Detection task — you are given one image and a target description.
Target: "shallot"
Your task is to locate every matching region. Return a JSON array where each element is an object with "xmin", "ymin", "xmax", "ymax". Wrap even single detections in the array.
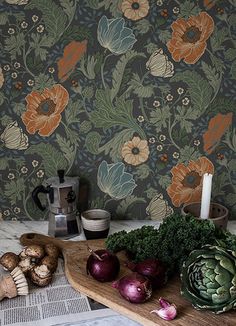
[
  {"xmin": 151, "ymin": 297, "xmax": 177, "ymax": 320},
  {"xmin": 112, "ymin": 272, "xmax": 152, "ymax": 303}
]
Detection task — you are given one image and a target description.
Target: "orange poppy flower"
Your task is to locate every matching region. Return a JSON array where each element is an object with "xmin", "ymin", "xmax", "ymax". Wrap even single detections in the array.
[
  {"xmin": 167, "ymin": 12, "xmax": 214, "ymax": 64},
  {"xmin": 167, "ymin": 156, "xmax": 214, "ymax": 207},
  {"xmin": 203, "ymin": 112, "xmax": 233, "ymax": 154},
  {"xmin": 121, "ymin": 136, "xmax": 150, "ymax": 166},
  {"xmin": 22, "ymin": 84, "xmax": 69, "ymax": 137},
  {"xmin": 57, "ymin": 40, "xmax": 87, "ymax": 82}
]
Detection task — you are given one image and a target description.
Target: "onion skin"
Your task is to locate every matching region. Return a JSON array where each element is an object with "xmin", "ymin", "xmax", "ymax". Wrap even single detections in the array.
[
  {"xmin": 86, "ymin": 249, "xmax": 120, "ymax": 282},
  {"xmin": 112, "ymin": 272, "xmax": 152, "ymax": 303},
  {"xmin": 126, "ymin": 258, "xmax": 167, "ymax": 289}
]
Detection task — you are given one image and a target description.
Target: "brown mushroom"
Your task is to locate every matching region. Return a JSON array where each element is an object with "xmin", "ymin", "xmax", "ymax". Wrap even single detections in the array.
[
  {"xmin": 29, "ymin": 265, "xmax": 52, "ymax": 287},
  {"xmin": 25, "ymin": 245, "xmax": 45, "ymax": 259},
  {"xmin": 19, "ymin": 248, "xmax": 27, "ymax": 259},
  {"xmin": 0, "ymin": 252, "xmax": 19, "ymax": 271},
  {"xmin": 40, "ymin": 256, "xmax": 58, "ymax": 273},
  {"xmin": 18, "ymin": 257, "xmax": 35, "ymax": 274},
  {"xmin": 44, "ymin": 244, "xmax": 60, "ymax": 258}
]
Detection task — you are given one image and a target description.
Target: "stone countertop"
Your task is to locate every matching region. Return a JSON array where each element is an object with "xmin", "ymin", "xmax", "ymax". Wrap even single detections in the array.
[{"xmin": 0, "ymin": 220, "xmax": 236, "ymax": 326}]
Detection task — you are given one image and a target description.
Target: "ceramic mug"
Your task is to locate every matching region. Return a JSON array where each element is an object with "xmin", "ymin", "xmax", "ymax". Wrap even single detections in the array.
[{"xmin": 81, "ymin": 209, "xmax": 111, "ymax": 240}]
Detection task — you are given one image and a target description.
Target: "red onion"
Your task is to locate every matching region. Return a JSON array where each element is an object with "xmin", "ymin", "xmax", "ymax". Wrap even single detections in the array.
[
  {"xmin": 126, "ymin": 258, "xmax": 167, "ymax": 289},
  {"xmin": 86, "ymin": 249, "xmax": 120, "ymax": 282},
  {"xmin": 112, "ymin": 272, "xmax": 152, "ymax": 303}
]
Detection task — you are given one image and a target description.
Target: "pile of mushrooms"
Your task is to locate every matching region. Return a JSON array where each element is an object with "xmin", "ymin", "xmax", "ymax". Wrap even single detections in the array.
[{"xmin": 0, "ymin": 244, "xmax": 59, "ymax": 287}]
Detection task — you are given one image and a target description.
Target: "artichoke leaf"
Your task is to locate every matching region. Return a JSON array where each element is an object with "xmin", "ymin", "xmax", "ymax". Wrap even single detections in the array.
[
  {"xmin": 205, "ymin": 268, "xmax": 217, "ymax": 282},
  {"xmin": 212, "ymin": 286, "xmax": 230, "ymax": 304},
  {"xmin": 216, "ymin": 254, "xmax": 236, "ymax": 275},
  {"xmin": 215, "ymin": 270, "xmax": 232, "ymax": 287},
  {"xmin": 201, "ymin": 258, "xmax": 217, "ymax": 269},
  {"xmin": 229, "ymin": 285, "xmax": 236, "ymax": 298},
  {"xmin": 200, "ymin": 290, "xmax": 212, "ymax": 300}
]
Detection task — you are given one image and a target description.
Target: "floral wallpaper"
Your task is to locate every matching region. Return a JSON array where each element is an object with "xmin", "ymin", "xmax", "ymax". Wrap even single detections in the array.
[{"xmin": 0, "ymin": 0, "xmax": 235, "ymax": 221}]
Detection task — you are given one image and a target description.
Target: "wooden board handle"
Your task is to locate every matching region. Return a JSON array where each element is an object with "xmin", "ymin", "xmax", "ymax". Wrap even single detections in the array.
[{"xmin": 20, "ymin": 233, "xmax": 71, "ymax": 250}]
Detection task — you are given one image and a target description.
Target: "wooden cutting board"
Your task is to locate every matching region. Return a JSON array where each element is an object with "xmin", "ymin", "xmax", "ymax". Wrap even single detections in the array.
[{"xmin": 20, "ymin": 233, "xmax": 235, "ymax": 326}]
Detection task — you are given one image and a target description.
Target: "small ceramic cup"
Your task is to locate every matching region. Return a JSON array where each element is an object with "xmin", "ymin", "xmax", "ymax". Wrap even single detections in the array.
[{"xmin": 81, "ymin": 209, "xmax": 111, "ymax": 240}]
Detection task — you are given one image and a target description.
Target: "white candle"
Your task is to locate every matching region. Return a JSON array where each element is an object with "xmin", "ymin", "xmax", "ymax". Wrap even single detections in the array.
[{"xmin": 200, "ymin": 173, "xmax": 213, "ymax": 219}]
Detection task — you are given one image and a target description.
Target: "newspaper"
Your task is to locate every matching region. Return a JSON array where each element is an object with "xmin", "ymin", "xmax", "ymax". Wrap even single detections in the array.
[{"xmin": 0, "ymin": 259, "xmax": 118, "ymax": 326}]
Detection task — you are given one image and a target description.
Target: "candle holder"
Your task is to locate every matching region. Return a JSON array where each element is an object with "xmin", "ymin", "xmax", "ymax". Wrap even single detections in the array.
[{"xmin": 181, "ymin": 202, "xmax": 229, "ymax": 230}]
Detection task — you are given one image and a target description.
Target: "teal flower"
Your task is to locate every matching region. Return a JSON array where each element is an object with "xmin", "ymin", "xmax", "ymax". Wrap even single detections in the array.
[
  {"xmin": 97, "ymin": 16, "xmax": 137, "ymax": 55},
  {"xmin": 97, "ymin": 161, "xmax": 137, "ymax": 199}
]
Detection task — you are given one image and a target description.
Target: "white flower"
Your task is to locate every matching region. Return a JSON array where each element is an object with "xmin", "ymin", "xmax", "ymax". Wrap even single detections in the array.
[
  {"xmin": 137, "ymin": 115, "xmax": 144, "ymax": 122},
  {"xmin": 173, "ymin": 152, "xmax": 179, "ymax": 159},
  {"xmin": 48, "ymin": 67, "xmax": 55, "ymax": 73},
  {"xmin": 166, "ymin": 94, "xmax": 173, "ymax": 101},
  {"xmin": 21, "ymin": 166, "xmax": 28, "ymax": 174},
  {"xmin": 8, "ymin": 173, "xmax": 15, "ymax": 180},
  {"xmin": 13, "ymin": 207, "xmax": 21, "ymax": 214},
  {"xmin": 173, "ymin": 7, "xmax": 180, "ymax": 14},
  {"xmin": 194, "ymin": 139, "xmax": 200, "ymax": 146},
  {"xmin": 149, "ymin": 137, "xmax": 156, "ymax": 144},
  {"xmin": 177, "ymin": 87, "xmax": 184, "ymax": 95},
  {"xmin": 153, "ymin": 100, "xmax": 160, "ymax": 107},
  {"xmin": 14, "ymin": 62, "xmax": 21, "ymax": 69},
  {"xmin": 37, "ymin": 25, "xmax": 44, "ymax": 33},
  {"xmin": 156, "ymin": 144, "xmax": 163, "ymax": 151},
  {"xmin": 146, "ymin": 193, "xmax": 173, "ymax": 220},
  {"xmin": 32, "ymin": 15, "xmax": 39, "ymax": 22},
  {"xmin": 182, "ymin": 97, "xmax": 190, "ymax": 105},
  {"xmin": 27, "ymin": 79, "xmax": 34, "ymax": 86},
  {"xmin": 159, "ymin": 134, "xmax": 166, "ymax": 142},
  {"xmin": 37, "ymin": 170, "xmax": 44, "ymax": 178},
  {"xmin": 21, "ymin": 21, "xmax": 28, "ymax": 29},
  {"xmin": 0, "ymin": 68, "xmax": 4, "ymax": 89},
  {"xmin": 3, "ymin": 65, "xmax": 10, "ymax": 71},
  {"xmin": 1, "ymin": 121, "xmax": 29, "ymax": 150},
  {"xmin": 156, "ymin": 0, "xmax": 163, "ymax": 6},
  {"xmin": 146, "ymin": 49, "xmax": 174, "ymax": 78},
  {"xmin": 3, "ymin": 210, "xmax": 10, "ymax": 216},
  {"xmin": 32, "ymin": 160, "xmax": 39, "ymax": 167},
  {"xmin": 11, "ymin": 72, "xmax": 17, "ymax": 79},
  {"xmin": 5, "ymin": 0, "xmax": 29, "ymax": 4},
  {"xmin": 8, "ymin": 28, "xmax": 15, "ymax": 34}
]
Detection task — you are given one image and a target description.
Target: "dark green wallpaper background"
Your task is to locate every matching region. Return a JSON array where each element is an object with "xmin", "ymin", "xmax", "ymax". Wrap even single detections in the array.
[{"xmin": 0, "ymin": 0, "xmax": 235, "ymax": 221}]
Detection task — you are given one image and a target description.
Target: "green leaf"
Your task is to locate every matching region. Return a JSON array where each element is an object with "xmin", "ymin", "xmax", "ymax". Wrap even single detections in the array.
[
  {"xmin": 12, "ymin": 102, "xmax": 25, "ymax": 115},
  {"xmin": 178, "ymin": 146, "xmax": 200, "ymax": 163},
  {"xmin": 159, "ymin": 175, "xmax": 171, "ymax": 189},
  {"xmin": 79, "ymin": 55, "xmax": 97, "ymax": 80},
  {"xmin": 59, "ymin": 0, "xmax": 76, "ymax": 18},
  {"xmin": 33, "ymin": 73, "xmax": 55, "ymax": 91},
  {"xmin": 102, "ymin": 0, "xmax": 123, "ymax": 17},
  {"xmin": 228, "ymin": 14, "xmax": 236, "ymax": 28},
  {"xmin": 128, "ymin": 73, "xmax": 154, "ymax": 98},
  {"xmin": 207, "ymin": 96, "xmax": 236, "ymax": 114},
  {"xmin": 179, "ymin": 0, "xmax": 201, "ymax": 18},
  {"xmin": 225, "ymin": 48, "xmax": 236, "ymax": 61},
  {"xmin": 224, "ymin": 193, "xmax": 236, "ymax": 206},
  {"xmin": 115, "ymin": 195, "xmax": 146, "ymax": 219},
  {"xmin": 61, "ymin": 25, "xmax": 92, "ymax": 44},
  {"xmin": 4, "ymin": 179, "xmax": 25, "ymax": 205},
  {"xmin": 85, "ymin": 131, "xmax": 101, "ymax": 154},
  {"xmin": 90, "ymin": 89, "xmax": 145, "ymax": 138},
  {"xmin": 158, "ymin": 30, "xmax": 172, "ymax": 44},
  {"xmin": 150, "ymin": 106, "xmax": 171, "ymax": 133},
  {"xmin": 0, "ymin": 13, "xmax": 8, "ymax": 25},
  {"xmin": 0, "ymin": 115, "xmax": 12, "ymax": 127},
  {"xmin": 29, "ymin": 34, "xmax": 54, "ymax": 60},
  {"xmin": 133, "ymin": 163, "xmax": 150, "ymax": 180},
  {"xmin": 26, "ymin": 0, "xmax": 68, "ymax": 43},
  {"xmin": 230, "ymin": 60, "xmax": 236, "ymax": 80},
  {"xmin": 171, "ymin": 71, "xmax": 213, "ymax": 116},
  {"xmin": 4, "ymin": 34, "xmax": 25, "ymax": 60},
  {"xmin": 210, "ymin": 27, "xmax": 228, "ymax": 52},
  {"xmin": 111, "ymin": 51, "xmax": 146, "ymax": 101},
  {"xmin": 201, "ymin": 62, "xmax": 221, "ymax": 94},
  {"xmin": 99, "ymin": 129, "xmax": 134, "ymax": 162},
  {"xmin": 26, "ymin": 143, "xmax": 67, "ymax": 176},
  {"xmin": 0, "ymin": 158, "xmax": 8, "ymax": 170},
  {"xmin": 212, "ymin": 172, "xmax": 228, "ymax": 196},
  {"xmin": 134, "ymin": 19, "xmax": 151, "ymax": 34},
  {"xmin": 56, "ymin": 134, "xmax": 75, "ymax": 163},
  {"xmin": 228, "ymin": 159, "xmax": 236, "ymax": 172},
  {"xmin": 0, "ymin": 91, "xmax": 5, "ymax": 107},
  {"xmin": 65, "ymin": 99, "xmax": 81, "ymax": 125}
]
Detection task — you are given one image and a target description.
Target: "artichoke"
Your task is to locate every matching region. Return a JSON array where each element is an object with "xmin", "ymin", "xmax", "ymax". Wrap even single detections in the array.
[{"xmin": 180, "ymin": 245, "xmax": 236, "ymax": 314}]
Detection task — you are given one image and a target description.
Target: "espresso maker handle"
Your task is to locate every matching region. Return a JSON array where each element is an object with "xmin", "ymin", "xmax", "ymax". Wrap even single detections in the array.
[{"xmin": 32, "ymin": 185, "xmax": 51, "ymax": 211}]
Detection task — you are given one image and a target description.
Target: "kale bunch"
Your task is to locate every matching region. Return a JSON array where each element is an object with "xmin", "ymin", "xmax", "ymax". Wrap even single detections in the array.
[{"xmin": 106, "ymin": 213, "xmax": 230, "ymax": 273}]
